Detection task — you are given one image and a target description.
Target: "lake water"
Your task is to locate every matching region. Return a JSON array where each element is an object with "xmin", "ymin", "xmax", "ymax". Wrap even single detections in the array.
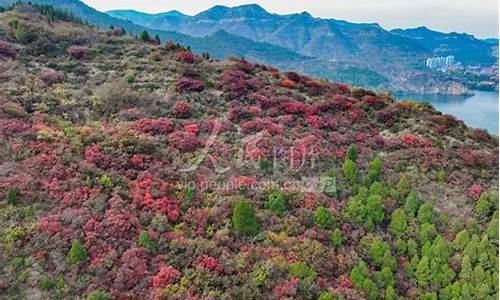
[{"xmin": 396, "ymin": 91, "xmax": 499, "ymax": 134}]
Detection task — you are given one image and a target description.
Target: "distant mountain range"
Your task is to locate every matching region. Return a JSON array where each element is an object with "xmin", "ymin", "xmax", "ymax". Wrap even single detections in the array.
[
  {"xmin": 1, "ymin": 0, "xmax": 497, "ymax": 93},
  {"xmin": 108, "ymin": 5, "xmax": 431, "ymax": 65}
]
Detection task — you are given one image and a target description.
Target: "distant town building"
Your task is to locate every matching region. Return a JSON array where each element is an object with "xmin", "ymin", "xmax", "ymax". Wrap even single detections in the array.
[{"xmin": 426, "ymin": 55, "xmax": 455, "ymax": 69}]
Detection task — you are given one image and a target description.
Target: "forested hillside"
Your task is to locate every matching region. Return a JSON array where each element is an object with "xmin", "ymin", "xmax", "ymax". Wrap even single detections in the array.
[{"xmin": 0, "ymin": 4, "xmax": 498, "ymax": 300}]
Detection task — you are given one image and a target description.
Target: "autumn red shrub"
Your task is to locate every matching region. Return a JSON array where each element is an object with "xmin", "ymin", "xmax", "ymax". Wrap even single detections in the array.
[
  {"xmin": 176, "ymin": 77, "xmax": 205, "ymax": 93},
  {"xmin": 458, "ymin": 150, "xmax": 477, "ymax": 167},
  {"xmin": 40, "ymin": 177, "xmax": 62, "ymax": 200},
  {"xmin": 183, "ymin": 208, "xmax": 209, "ymax": 235},
  {"xmin": 248, "ymin": 106, "xmax": 262, "ymax": 116},
  {"xmin": 362, "ymin": 95, "xmax": 386, "ymax": 109},
  {"xmin": 129, "ymin": 154, "xmax": 149, "ymax": 169},
  {"xmin": 400, "ymin": 133, "xmax": 420, "ymax": 146},
  {"xmin": 114, "ymin": 248, "xmax": 149, "ymax": 289},
  {"xmin": 128, "ymin": 173, "xmax": 179, "ymax": 220},
  {"xmin": 195, "ymin": 255, "xmax": 224, "ymax": 273},
  {"xmin": 338, "ymin": 275, "xmax": 353, "ymax": 289},
  {"xmin": 319, "ymin": 95, "xmax": 353, "ymax": 112},
  {"xmin": 84, "ymin": 208, "xmax": 141, "ymax": 264},
  {"xmin": 0, "ymin": 119, "xmax": 31, "ymax": 136},
  {"xmin": 167, "ymin": 130, "xmax": 201, "ymax": 151},
  {"xmin": 240, "ymin": 119, "xmax": 264, "ymax": 134},
  {"xmin": 134, "ymin": 118, "xmax": 175, "ymax": 135},
  {"xmin": 306, "ymin": 115, "xmax": 325, "ymax": 129},
  {"xmin": 435, "ymin": 124, "xmax": 448, "ymax": 135},
  {"xmin": 328, "ymin": 132, "xmax": 349, "ymax": 145},
  {"xmin": 172, "ymin": 100, "xmax": 192, "ymax": 118},
  {"xmin": 176, "ymin": 51, "xmax": 202, "ymax": 64},
  {"xmin": 376, "ymin": 109, "xmax": 394, "ymax": 126},
  {"xmin": 305, "ymin": 80, "xmax": 324, "ymax": 96},
  {"xmin": 280, "ymin": 100, "xmax": 310, "ymax": 115},
  {"xmin": 249, "ymin": 93, "xmax": 273, "ymax": 108},
  {"xmin": 216, "ymin": 70, "xmax": 263, "ymax": 100},
  {"xmin": 40, "ymin": 68, "xmax": 63, "ymax": 85},
  {"xmin": 349, "ymin": 108, "xmax": 367, "ymax": 123},
  {"xmin": 227, "ymin": 106, "xmax": 252, "ymax": 123},
  {"xmin": 468, "ymin": 184, "xmax": 483, "ymax": 200},
  {"xmin": 0, "ymin": 40, "xmax": 17, "ymax": 59},
  {"xmin": 217, "ymin": 70, "xmax": 246, "ymax": 93},
  {"xmin": 331, "ymin": 95, "xmax": 354, "ymax": 111},
  {"xmin": 427, "ymin": 114, "xmax": 459, "ymax": 127},
  {"xmin": 273, "ymin": 278, "xmax": 300, "ymax": 299},
  {"xmin": 470, "ymin": 128, "xmax": 493, "ymax": 144},
  {"xmin": 67, "ymin": 46, "xmax": 89, "ymax": 59},
  {"xmin": 184, "ymin": 123, "xmax": 199, "ymax": 135},
  {"xmin": 265, "ymin": 122, "xmax": 284, "ymax": 135},
  {"xmin": 84, "ymin": 143, "xmax": 105, "ymax": 164},
  {"xmin": 38, "ymin": 214, "xmax": 63, "ymax": 237},
  {"xmin": 233, "ymin": 59, "xmax": 256, "ymax": 74},
  {"xmin": 106, "ymin": 28, "xmax": 125, "ymax": 36},
  {"xmin": 61, "ymin": 187, "xmax": 97, "ymax": 207},
  {"xmin": 153, "ymin": 197, "xmax": 180, "ymax": 221},
  {"xmin": 101, "ymin": 209, "xmax": 141, "ymax": 240},
  {"xmin": 152, "ymin": 264, "xmax": 181, "ymax": 288},
  {"xmin": 333, "ymin": 82, "xmax": 351, "ymax": 94},
  {"xmin": 280, "ymin": 79, "xmax": 297, "ymax": 89},
  {"xmin": 285, "ymin": 71, "xmax": 302, "ymax": 83}
]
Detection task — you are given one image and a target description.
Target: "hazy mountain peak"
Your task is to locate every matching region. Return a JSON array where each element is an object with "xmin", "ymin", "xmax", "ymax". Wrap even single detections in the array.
[
  {"xmin": 195, "ymin": 3, "xmax": 271, "ymax": 19},
  {"xmin": 107, "ymin": 9, "xmax": 186, "ymax": 18}
]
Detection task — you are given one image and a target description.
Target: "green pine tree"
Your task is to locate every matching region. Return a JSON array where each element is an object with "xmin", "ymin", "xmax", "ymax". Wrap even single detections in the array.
[{"xmin": 232, "ymin": 200, "xmax": 259, "ymax": 236}]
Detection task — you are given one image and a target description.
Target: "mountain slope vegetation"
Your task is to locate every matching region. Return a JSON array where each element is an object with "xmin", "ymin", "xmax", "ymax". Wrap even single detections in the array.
[
  {"xmin": 0, "ymin": 4, "xmax": 498, "ymax": 300},
  {"xmin": 1, "ymin": 0, "xmax": 479, "ymax": 93}
]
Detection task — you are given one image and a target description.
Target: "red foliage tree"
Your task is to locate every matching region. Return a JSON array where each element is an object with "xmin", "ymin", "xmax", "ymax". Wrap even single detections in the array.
[
  {"xmin": 176, "ymin": 51, "xmax": 202, "ymax": 64},
  {"xmin": 306, "ymin": 115, "xmax": 325, "ymax": 129},
  {"xmin": 84, "ymin": 143, "xmax": 105, "ymax": 165},
  {"xmin": 458, "ymin": 150, "xmax": 477, "ymax": 167},
  {"xmin": 227, "ymin": 106, "xmax": 252, "ymax": 123},
  {"xmin": 0, "ymin": 119, "xmax": 32, "ymax": 136},
  {"xmin": 114, "ymin": 247, "xmax": 149, "ymax": 289},
  {"xmin": 333, "ymin": 83, "xmax": 351, "ymax": 94},
  {"xmin": 468, "ymin": 184, "xmax": 483, "ymax": 200},
  {"xmin": 280, "ymin": 79, "xmax": 297, "ymax": 89},
  {"xmin": 216, "ymin": 70, "xmax": 263, "ymax": 100},
  {"xmin": 38, "ymin": 214, "xmax": 63, "ymax": 237},
  {"xmin": 167, "ymin": 130, "xmax": 201, "ymax": 152},
  {"xmin": 338, "ymin": 275, "xmax": 353, "ymax": 289},
  {"xmin": 176, "ymin": 77, "xmax": 205, "ymax": 93},
  {"xmin": 153, "ymin": 197, "xmax": 180, "ymax": 221},
  {"xmin": 362, "ymin": 95, "xmax": 386, "ymax": 109},
  {"xmin": 195, "ymin": 255, "xmax": 224, "ymax": 273},
  {"xmin": 172, "ymin": 100, "xmax": 192, "ymax": 118},
  {"xmin": 40, "ymin": 68, "xmax": 63, "ymax": 85},
  {"xmin": 376, "ymin": 109, "xmax": 394, "ymax": 127},
  {"xmin": 134, "ymin": 118, "xmax": 175, "ymax": 135},
  {"xmin": 67, "ymin": 46, "xmax": 89, "ymax": 59},
  {"xmin": 152, "ymin": 264, "xmax": 181, "ymax": 288},
  {"xmin": 400, "ymin": 133, "xmax": 420, "ymax": 147},
  {"xmin": 184, "ymin": 123, "xmax": 199, "ymax": 135},
  {"xmin": 273, "ymin": 278, "xmax": 300, "ymax": 299}
]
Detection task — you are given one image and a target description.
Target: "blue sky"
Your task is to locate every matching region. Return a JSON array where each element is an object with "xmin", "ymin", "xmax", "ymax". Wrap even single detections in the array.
[{"xmin": 82, "ymin": 0, "xmax": 499, "ymax": 38}]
